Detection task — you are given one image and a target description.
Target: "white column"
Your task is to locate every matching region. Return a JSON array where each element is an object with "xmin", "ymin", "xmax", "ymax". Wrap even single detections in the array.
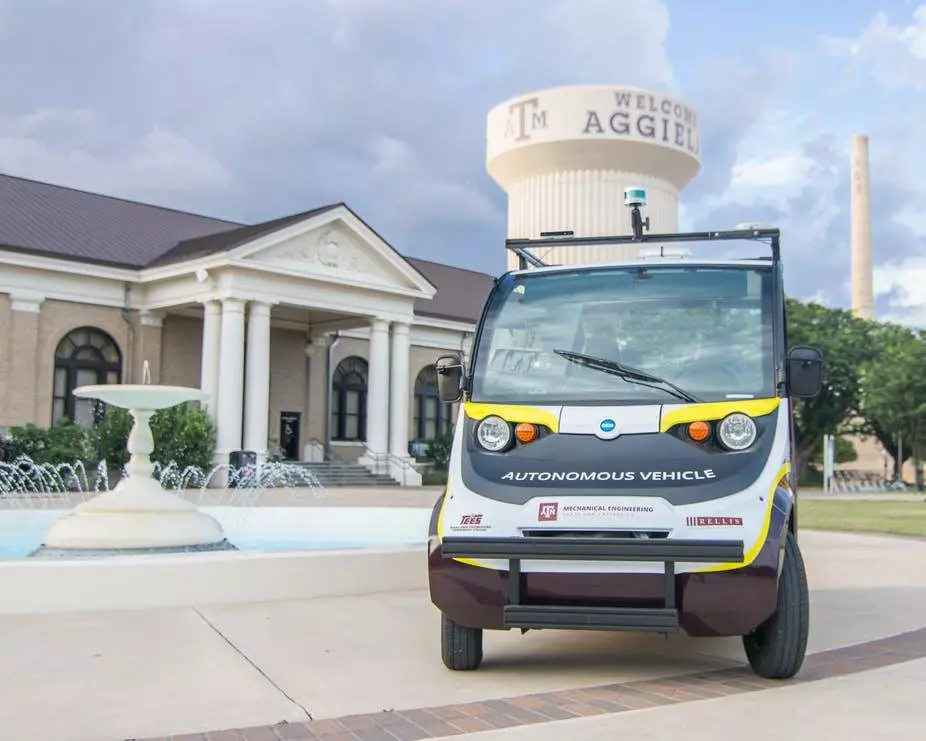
[
  {"xmin": 243, "ymin": 301, "xmax": 272, "ymax": 458},
  {"xmin": 365, "ymin": 317, "xmax": 390, "ymax": 457},
  {"xmin": 200, "ymin": 300, "xmax": 221, "ymax": 420},
  {"xmin": 215, "ymin": 298, "xmax": 246, "ymax": 460},
  {"xmin": 389, "ymin": 322, "xmax": 411, "ymax": 458}
]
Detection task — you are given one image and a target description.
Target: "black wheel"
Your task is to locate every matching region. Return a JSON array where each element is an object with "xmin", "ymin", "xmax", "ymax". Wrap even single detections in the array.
[
  {"xmin": 742, "ymin": 528, "xmax": 809, "ymax": 679},
  {"xmin": 441, "ymin": 613, "xmax": 483, "ymax": 671}
]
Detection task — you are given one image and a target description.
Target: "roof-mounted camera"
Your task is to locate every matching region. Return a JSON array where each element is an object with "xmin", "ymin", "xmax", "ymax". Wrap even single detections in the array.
[{"xmin": 624, "ymin": 187, "xmax": 649, "ymax": 240}]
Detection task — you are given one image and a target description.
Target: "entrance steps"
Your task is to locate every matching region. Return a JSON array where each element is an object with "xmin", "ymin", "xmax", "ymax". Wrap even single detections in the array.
[{"xmin": 291, "ymin": 460, "xmax": 401, "ymax": 487}]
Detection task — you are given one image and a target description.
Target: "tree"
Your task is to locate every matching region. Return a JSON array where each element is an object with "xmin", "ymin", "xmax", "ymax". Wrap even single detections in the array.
[
  {"xmin": 807, "ymin": 436, "xmax": 858, "ymax": 467},
  {"xmin": 785, "ymin": 298, "xmax": 875, "ymax": 480},
  {"xmin": 858, "ymin": 325, "xmax": 926, "ymax": 482},
  {"xmin": 5, "ymin": 418, "xmax": 98, "ymax": 466},
  {"xmin": 94, "ymin": 402, "xmax": 216, "ymax": 477}
]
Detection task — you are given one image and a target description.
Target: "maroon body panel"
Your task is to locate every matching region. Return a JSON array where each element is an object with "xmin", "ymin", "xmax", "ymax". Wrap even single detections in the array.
[{"xmin": 428, "ymin": 490, "xmax": 791, "ymax": 637}]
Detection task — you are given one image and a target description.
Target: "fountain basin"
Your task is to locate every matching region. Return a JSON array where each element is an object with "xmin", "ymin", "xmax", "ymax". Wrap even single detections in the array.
[
  {"xmin": 40, "ymin": 383, "xmax": 226, "ymax": 553},
  {"xmin": 73, "ymin": 384, "xmax": 209, "ymax": 410},
  {"xmin": 39, "ymin": 475, "xmax": 229, "ymax": 552}
]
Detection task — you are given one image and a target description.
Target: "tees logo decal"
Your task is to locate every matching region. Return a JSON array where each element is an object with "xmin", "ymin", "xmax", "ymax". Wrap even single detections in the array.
[
  {"xmin": 686, "ymin": 516, "xmax": 743, "ymax": 527},
  {"xmin": 538, "ymin": 502, "xmax": 559, "ymax": 521},
  {"xmin": 450, "ymin": 513, "xmax": 490, "ymax": 532}
]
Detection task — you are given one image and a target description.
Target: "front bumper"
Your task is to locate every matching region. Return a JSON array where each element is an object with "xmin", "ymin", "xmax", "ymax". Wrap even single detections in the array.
[{"xmin": 428, "ymin": 501, "xmax": 788, "ymax": 637}]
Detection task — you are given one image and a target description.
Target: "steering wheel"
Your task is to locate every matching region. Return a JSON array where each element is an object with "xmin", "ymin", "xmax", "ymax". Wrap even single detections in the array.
[{"xmin": 672, "ymin": 360, "xmax": 743, "ymax": 388}]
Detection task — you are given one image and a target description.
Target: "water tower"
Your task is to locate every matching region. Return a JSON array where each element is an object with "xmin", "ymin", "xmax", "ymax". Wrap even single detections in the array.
[{"xmin": 486, "ymin": 85, "xmax": 702, "ymax": 269}]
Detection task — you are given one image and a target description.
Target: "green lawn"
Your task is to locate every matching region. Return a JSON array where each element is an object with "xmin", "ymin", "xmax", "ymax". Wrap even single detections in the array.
[{"xmin": 799, "ymin": 499, "xmax": 926, "ymax": 538}]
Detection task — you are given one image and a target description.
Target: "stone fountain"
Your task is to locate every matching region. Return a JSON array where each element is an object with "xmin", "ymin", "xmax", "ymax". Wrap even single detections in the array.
[{"xmin": 34, "ymin": 373, "xmax": 232, "ymax": 557}]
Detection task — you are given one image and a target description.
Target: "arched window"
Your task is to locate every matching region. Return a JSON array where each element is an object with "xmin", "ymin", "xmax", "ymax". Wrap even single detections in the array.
[
  {"xmin": 414, "ymin": 364, "xmax": 454, "ymax": 441},
  {"xmin": 331, "ymin": 356, "xmax": 368, "ymax": 442},
  {"xmin": 52, "ymin": 327, "xmax": 122, "ymax": 427}
]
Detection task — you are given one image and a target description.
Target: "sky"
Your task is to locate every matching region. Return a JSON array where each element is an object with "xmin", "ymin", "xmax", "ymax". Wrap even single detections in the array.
[{"xmin": 1, "ymin": 0, "xmax": 925, "ymax": 326}]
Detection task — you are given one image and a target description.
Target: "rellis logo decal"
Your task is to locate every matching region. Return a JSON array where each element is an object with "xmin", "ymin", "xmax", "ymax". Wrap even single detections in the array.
[
  {"xmin": 686, "ymin": 516, "xmax": 743, "ymax": 527},
  {"xmin": 538, "ymin": 502, "xmax": 559, "ymax": 521}
]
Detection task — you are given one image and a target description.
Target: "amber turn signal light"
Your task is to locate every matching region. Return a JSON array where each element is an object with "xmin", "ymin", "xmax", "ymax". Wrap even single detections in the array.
[
  {"xmin": 687, "ymin": 421, "xmax": 711, "ymax": 442},
  {"xmin": 515, "ymin": 422, "xmax": 538, "ymax": 443}
]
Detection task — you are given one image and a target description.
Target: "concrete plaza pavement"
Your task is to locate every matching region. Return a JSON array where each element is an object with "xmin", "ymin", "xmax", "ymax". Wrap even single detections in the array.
[
  {"xmin": 448, "ymin": 657, "xmax": 926, "ymax": 741},
  {"xmin": 0, "ymin": 527, "xmax": 923, "ymax": 740}
]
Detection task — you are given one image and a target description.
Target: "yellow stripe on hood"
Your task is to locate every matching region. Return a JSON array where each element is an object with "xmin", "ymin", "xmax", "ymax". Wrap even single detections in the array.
[
  {"xmin": 660, "ymin": 397, "xmax": 780, "ymax": 432},
  {"xmin": 464, "ymin": 402, "xmax": 560, "ymax": 433}
]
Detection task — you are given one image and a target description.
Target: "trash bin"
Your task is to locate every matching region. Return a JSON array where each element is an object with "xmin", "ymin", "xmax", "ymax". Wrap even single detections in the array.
[{"xmin": 228, "ymin": 450, "xmax": 258, "ymax": 488}]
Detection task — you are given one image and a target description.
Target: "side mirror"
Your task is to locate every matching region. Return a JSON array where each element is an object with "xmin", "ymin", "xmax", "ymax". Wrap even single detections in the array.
[
  {"xmin": 786, "ymin": 346, "xmax": 823, "ymax": 398},
  {"xmin": 435, "ymin": 354, "xmax": 465, "ymax": 403}
]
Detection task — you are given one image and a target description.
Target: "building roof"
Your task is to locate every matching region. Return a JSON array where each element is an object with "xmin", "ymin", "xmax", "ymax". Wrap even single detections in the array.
[
  {"xmin": 405, "ymin": 257, "xmax": 494, "ymax": 324},
  {"xmin": 0, "ymin": 172, "xmax": 495, "ymax": 323},
  {"xmin": 0, "ymin": 172, "xmax": 239, "ymax": 268}
]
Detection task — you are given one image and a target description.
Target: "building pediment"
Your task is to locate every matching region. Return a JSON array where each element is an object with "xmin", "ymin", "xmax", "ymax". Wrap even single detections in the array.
[
  {"xmin": 248, "ymin": 223, "xmax": 398, "ymax": 288},
  {"xmin": 232, "ymin": 207, "xmax": 436, "ymax": 299}
]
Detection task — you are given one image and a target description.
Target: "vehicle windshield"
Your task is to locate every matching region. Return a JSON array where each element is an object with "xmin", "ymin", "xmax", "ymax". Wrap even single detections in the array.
[{"xmin": 470, "ymin": 262, "xmax": 776, "ymax": 405}]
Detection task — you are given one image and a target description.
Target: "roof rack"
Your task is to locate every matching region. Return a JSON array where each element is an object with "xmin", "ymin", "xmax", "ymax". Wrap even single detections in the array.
[
  {"xmin": 505, "ymin": 188, "xmax": 780, "ymax": 270},
  {"xmin": 506, "ymin": 228, "xmax": 781, "ymax": 270}
]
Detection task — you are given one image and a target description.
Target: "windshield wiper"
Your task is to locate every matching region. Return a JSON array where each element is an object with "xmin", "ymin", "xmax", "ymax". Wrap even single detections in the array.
[{"xmin": 553, "ymin": 349, "xmax": 702, "ymax": 403}]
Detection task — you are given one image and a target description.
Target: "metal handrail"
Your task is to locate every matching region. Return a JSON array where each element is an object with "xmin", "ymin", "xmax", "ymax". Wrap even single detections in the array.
[
  {"xmin": 361, "ymin": 447, "xmax": 421, "ymax": 486},
  {"xmin": 307, "ymin": 437, "xmax": 332, "ymax": 462}
]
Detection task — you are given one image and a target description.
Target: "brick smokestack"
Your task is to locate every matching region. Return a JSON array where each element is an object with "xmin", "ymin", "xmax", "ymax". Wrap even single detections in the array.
[{"xmin": 850, "ymin": 134, "xmax": 874, "ymax": 319}]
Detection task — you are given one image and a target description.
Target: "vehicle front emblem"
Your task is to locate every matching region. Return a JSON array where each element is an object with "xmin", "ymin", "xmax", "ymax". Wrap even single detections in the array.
[{"xmin": 596, "ymin": 417, "xmax": 620, "ymax": 440}]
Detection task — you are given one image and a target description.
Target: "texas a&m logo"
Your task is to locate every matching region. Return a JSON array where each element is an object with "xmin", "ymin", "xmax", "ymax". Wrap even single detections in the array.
[
  {"xmin": 686, "ymin": 516, "xmax": 743, "ymax": 527},
  {"xmin": 538, "ymin": 502, "xmax": 559, "ymax": 521}
]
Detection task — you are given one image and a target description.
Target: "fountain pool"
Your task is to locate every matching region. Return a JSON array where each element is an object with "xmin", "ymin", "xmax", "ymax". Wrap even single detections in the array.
[
  {"xmin": 0, "ymin": 376, "xmax": 433, "ymax": 615},
  {"xmin": 0, "ymin": 506, "xmax": 432, "ymax": 560}
]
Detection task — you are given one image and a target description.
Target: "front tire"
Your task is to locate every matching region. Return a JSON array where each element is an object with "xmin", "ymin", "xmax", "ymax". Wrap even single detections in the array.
[
  {"xmin": 742, "ymin": 528, "xmax": 809, "ymax": 679},
  {"xmin": 441, "ymin": 613, "xmax": 483, "ymax": 671}
]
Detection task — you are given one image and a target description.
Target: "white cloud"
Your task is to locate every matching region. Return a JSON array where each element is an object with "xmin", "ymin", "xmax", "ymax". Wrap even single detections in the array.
[
  {"xmin": 368, "ymin": 135, "xmax": 414, "ymax": 176},
  {"xmin": 0, "ymin": 109, "xmax": 233, "ymax": 205},
  {"xmin": 0, "ymin": 0, "xmax": 675, "ymax": 273},
  {"xmin": 681, "ymin": 3, "xmax": 926, "ymax": 327},
  {"xmin": 731, "ymin": 153, "xmax": 815, "ymax": 189},
  {"xmin": 823, "ymin": 5, "xmax": 926, "ymax": 90},
  {"xmin": 126, "ymin": 127, "xmax": 232, "ymax": 193},
  {"xmin": 874, "ymin": 256, "xmax": 926, "ymax": 327}
]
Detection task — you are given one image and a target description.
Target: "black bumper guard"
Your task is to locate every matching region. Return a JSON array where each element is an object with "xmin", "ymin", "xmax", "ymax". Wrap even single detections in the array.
[{"xmin": 441, "ymin": 536, "xmax": 745, "ymax": 633}]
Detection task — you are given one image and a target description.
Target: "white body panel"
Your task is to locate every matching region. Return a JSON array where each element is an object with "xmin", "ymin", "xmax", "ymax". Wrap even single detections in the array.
[
  {"xmin": 558, "ymin": 405, "xmax": 661, "ymax": 439},
  {"xmin": 442, "ymin": 398, "xmax": 790, "ymax": 575}
]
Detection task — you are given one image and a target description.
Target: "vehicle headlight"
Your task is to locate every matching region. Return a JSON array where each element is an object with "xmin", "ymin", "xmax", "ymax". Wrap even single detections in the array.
[
  {"xmin": 476, "ymin": 415, "xmax": 512, "ymax": 451},
  {"xmin": 717, "ymin": 413, "xmax": 757, "ymax": 450}
]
